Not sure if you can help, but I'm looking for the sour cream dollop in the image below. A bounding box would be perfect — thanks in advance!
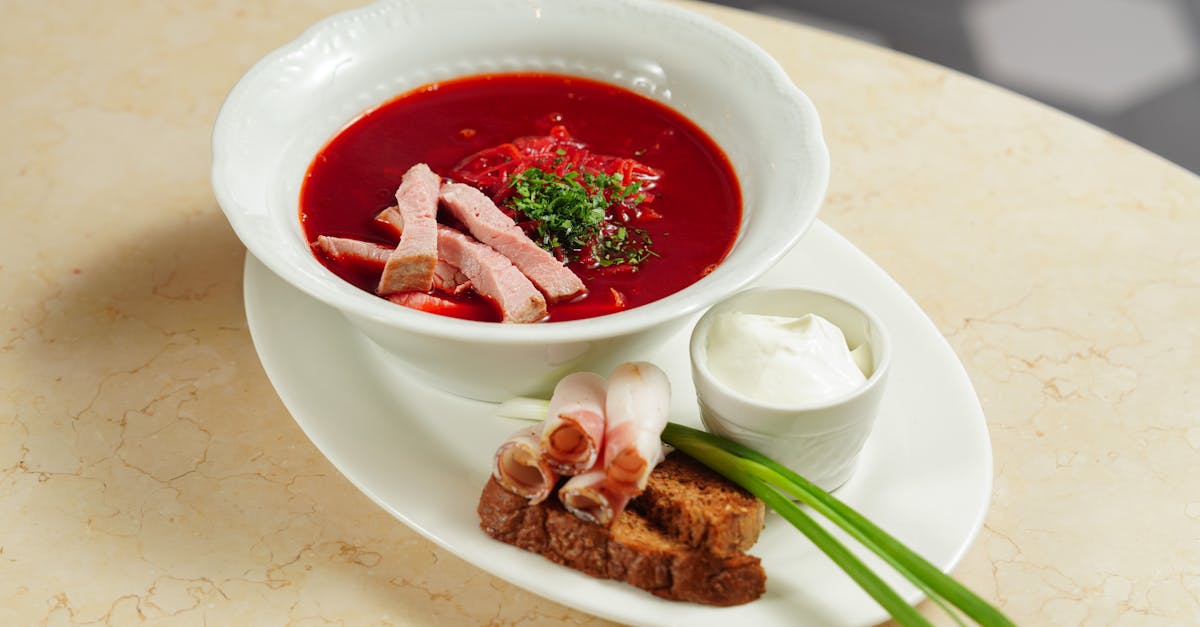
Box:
[705,312,871,405]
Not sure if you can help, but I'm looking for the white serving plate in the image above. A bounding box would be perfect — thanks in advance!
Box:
[243,220,993,627]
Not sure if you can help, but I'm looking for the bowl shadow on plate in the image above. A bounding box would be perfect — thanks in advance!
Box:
[16,207,562,622]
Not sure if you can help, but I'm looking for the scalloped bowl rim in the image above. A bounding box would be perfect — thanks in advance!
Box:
[212,0,830,345]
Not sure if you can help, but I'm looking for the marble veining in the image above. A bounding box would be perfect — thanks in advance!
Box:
[2,0,1199,625]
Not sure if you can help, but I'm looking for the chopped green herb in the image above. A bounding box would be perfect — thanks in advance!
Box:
[596,225,658,267]
[507,164,656,266]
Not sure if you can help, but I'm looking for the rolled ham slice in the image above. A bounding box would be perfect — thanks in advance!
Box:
[377,163,440,295]
[603,362,671,496]
[492,425,559,504]
[558,468,632,527]
[439,182,586,303]
[540,372,607,475]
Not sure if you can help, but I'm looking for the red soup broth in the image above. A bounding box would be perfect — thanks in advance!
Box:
[300,73,742,322]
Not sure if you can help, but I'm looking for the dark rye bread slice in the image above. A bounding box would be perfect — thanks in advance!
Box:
[478,478,765,606]
[629,453,765,557]
[478,452,767,605]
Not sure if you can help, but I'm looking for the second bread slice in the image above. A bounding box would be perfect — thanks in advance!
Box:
[630,452,765,557]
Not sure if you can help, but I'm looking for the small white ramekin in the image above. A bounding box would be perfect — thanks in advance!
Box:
[689,287,892,491]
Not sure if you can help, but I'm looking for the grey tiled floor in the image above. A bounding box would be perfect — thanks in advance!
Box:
[721,0,1200,174]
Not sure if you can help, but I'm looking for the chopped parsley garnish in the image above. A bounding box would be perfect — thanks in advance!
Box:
[507,163,655,267]
[596,225,658,267]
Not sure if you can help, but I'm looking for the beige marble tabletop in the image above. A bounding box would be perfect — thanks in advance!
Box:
[3,1,1199,625]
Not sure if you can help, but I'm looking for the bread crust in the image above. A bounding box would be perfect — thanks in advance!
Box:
[477,453,767,606]
[630,453,765,557]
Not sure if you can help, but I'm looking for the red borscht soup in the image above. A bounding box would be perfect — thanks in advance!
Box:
[300,73,741,323]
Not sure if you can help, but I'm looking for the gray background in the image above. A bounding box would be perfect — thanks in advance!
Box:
[715,0,1200,174]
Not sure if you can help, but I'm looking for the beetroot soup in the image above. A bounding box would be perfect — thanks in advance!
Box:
[300,73,741,323]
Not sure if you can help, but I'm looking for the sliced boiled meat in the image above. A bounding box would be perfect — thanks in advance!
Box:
[374,205,404,238]
[312,236,391,272]
[432,260,471,295]
[439,182,585,303]
[376,206,471,295]
[377,164,440,295]
[437,225,547,324]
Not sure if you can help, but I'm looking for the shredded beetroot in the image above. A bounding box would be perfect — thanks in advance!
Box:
[449,125,662,207]
[387,292,495,319]
[300,74,742,323]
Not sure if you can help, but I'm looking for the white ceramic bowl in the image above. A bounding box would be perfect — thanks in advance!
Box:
[690,287,892,491]
[212,0,829,401]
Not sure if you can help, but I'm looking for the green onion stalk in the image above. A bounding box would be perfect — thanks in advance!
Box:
[495,398,1015,627]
